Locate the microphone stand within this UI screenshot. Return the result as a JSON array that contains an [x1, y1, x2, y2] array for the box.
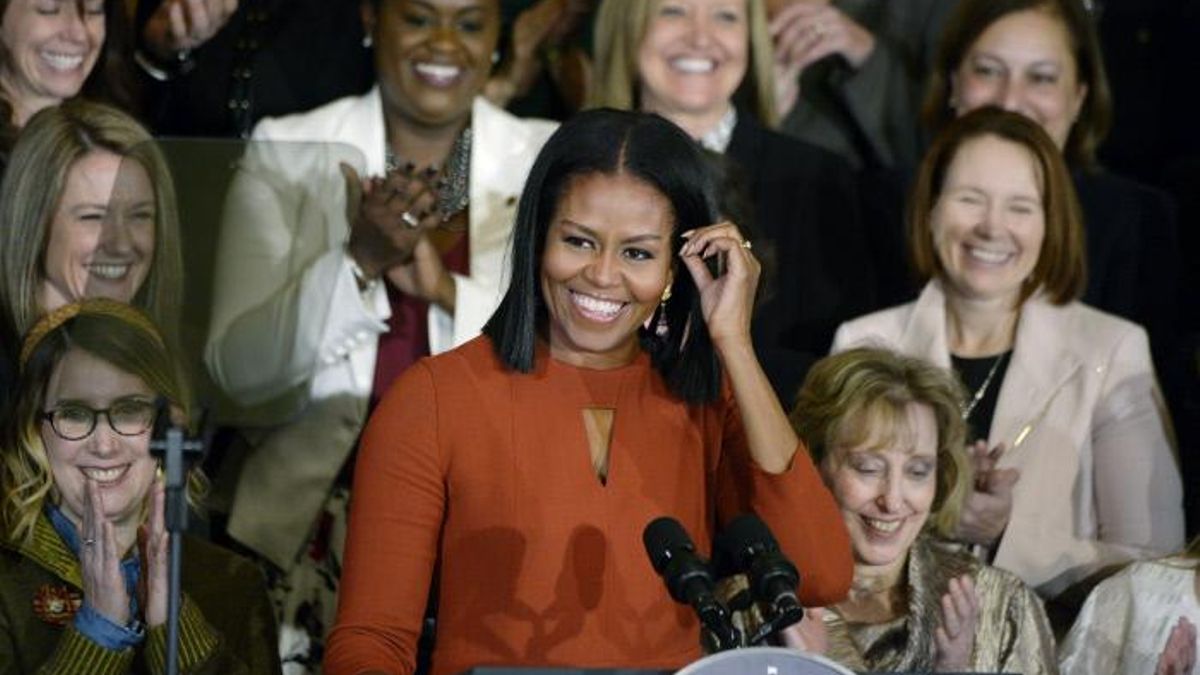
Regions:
[[148, 412, 206, 675]]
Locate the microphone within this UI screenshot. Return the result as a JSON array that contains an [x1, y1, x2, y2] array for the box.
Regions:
[[643, 516, 741, 652], [714, 513, 804, 643]]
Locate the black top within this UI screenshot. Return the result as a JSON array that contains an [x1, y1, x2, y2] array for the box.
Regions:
[[725, 113, 877, 405], [951, 351, 1013, 445], [136, 0, 374, 138]]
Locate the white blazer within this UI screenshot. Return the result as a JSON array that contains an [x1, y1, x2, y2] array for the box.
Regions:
[[833, 280, 1185, 598], [205, 89, 557, 567]]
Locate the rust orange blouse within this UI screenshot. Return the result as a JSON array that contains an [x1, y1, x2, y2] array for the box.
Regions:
[[326, 337, 851, 675]]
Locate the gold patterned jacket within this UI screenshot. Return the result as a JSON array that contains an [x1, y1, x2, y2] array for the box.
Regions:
[[823, 535, 1059, 674], [0, 511, 281, 674]]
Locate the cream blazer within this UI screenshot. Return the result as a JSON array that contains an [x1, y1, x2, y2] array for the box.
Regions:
[[832, 280, 1185, 598], [205, 89, 557, 567]]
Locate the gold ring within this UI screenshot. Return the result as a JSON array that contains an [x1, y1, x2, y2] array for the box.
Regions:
[[741, 240, 753, 250], [401, 211, 420, 229]]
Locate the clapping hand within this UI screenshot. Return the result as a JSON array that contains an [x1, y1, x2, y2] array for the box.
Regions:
[[780, 607, 828, 655], [679, 222, 760, 348], [1157, 617, 1197, 675], [934, 575, 979, 671], [769, 2, 876, 117], [342, 164, 442, 280], [954, 441, 1020, 546], [79, 479, 131, 626], [142, 0, 239, 61], [141, 479, 170, 628]]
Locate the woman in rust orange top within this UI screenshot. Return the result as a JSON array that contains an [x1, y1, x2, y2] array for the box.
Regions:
[[324, 109, 853, 675]]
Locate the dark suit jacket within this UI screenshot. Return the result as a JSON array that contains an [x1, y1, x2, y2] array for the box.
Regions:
[[726, 115, 876, 404], [136, 0, 374, 137]]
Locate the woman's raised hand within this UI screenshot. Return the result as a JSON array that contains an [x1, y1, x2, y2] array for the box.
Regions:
[[780, 607, 828, 655], [344, 165, 443, 280], [934, 575, 979, 671], [1156, 617, 1197, 675], [80, 478, 131, 626], [954, 441, 1020, 546], [143, 479, 170, 628], [679, 221, 760, 347], [143, 0, 239, 61]]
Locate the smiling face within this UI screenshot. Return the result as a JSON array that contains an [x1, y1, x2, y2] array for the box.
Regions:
[[951, 8, 1087, 150], [40, 150, 156, 311], [541, 171, 675, 369], [637, 0, 748, 132], [0, 0, 105, 124], [931, 134, 1045, 306], [366, 0, 500, 131], [41, 348, 158, 534], [822, 402, 938, 574]]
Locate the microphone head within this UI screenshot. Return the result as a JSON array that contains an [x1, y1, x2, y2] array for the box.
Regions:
[[643, 516, 696, 575], [714, 513, 778, 573]]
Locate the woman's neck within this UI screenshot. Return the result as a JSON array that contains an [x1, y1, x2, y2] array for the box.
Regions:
[[838, 557, 908, 622], [646, 102, 731, 142], [1, 81, 55, 128], [384, 112, 469, 170], [944, 292, 1020, 357]]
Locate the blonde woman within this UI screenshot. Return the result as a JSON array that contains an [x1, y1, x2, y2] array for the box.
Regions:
[[0, 100, 183, 427], [779, 347, 1056, 673], [589, 0, 874, 403], [0, 299, 277, 673]]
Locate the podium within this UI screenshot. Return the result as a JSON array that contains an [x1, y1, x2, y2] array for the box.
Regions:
[[461, 649, 852, 675]]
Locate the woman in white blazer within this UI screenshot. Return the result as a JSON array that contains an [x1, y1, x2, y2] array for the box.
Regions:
[[832, 107, 1183, 620], [203, 0, 557, 667]]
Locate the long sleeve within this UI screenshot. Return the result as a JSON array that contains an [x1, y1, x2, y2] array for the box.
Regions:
[[1089, 326, 1184, 560], [324, 362, 444, 675], [204, 138, 389, 409], [1058, 566, 1130, 675], [714, 389, 853, 608], [985, 572, 1060, 675]]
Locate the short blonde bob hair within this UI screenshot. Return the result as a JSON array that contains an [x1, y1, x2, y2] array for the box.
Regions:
[[791, 348, 970, 537], [909, 106, 1087, 306], [0, 99, 183, 352], [589, 0, 778, 127]]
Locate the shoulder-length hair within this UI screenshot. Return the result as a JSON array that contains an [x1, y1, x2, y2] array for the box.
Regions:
[[589, 0, 777, 127], [909, 106, 1086, 305], [2, 300, 195, 545], [0, 99, 182, 352], [791, 348, 970, 537], [922, 0, 1111, 168], [483, 108, 723, 404], [0, 0, 138, 157]]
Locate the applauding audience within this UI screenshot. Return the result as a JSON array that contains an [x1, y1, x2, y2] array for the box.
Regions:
[[834, 108, 1184, 621], [779, 347, 1055, 673], [0, 299, 278, 674]]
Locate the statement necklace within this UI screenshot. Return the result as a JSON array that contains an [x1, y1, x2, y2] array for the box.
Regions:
[[385, 125, 472, 222], [961, 351, 1009, 421]]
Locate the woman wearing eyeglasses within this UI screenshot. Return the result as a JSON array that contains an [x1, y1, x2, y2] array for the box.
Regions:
[[0, 299, 279, 674]]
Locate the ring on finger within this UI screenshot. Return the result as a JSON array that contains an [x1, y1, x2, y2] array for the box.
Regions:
[[740, 240, 753, 250], [400, 210, 420, 229], [83, 538, 96, 546]]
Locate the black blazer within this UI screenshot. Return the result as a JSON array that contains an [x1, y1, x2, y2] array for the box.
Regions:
[[726, 114, 876, 404]]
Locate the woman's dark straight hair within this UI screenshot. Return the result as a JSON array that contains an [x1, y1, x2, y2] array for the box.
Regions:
[[483, 108, 723, 404]]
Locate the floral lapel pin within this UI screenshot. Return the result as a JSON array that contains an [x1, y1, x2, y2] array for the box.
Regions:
[[33, 584, 82, 626]]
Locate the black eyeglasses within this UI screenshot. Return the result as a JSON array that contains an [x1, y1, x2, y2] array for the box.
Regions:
[[41, 400, 157, 441]]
